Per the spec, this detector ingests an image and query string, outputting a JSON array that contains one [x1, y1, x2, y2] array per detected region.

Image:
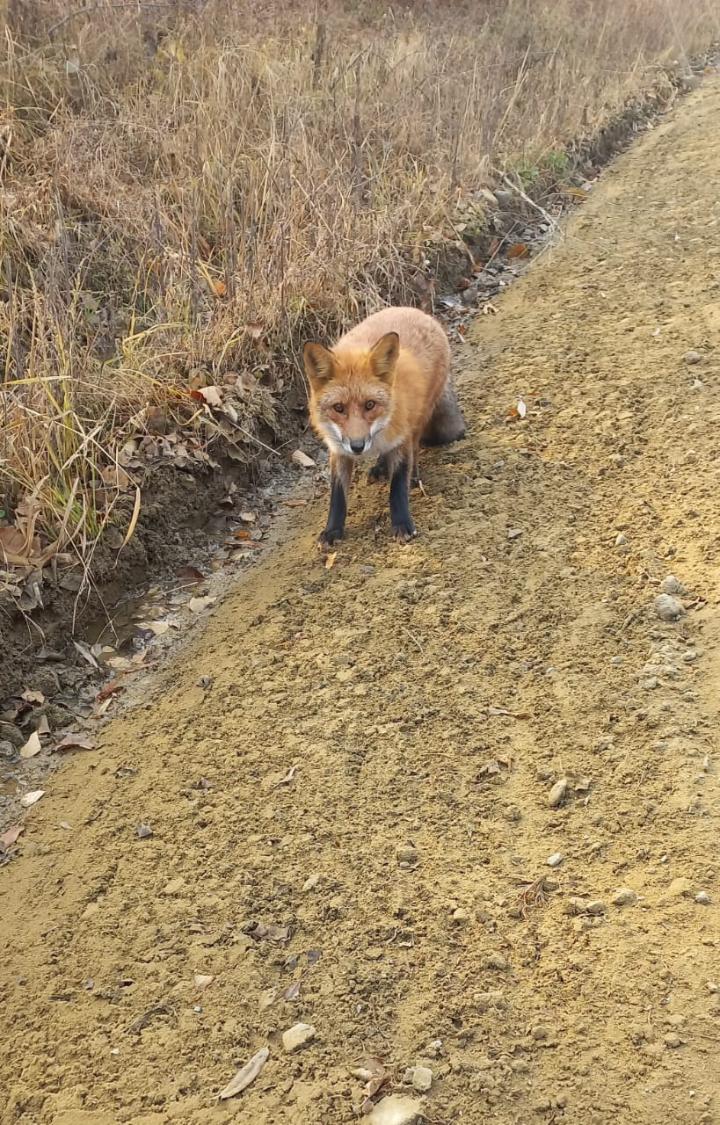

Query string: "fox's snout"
[[348, 438, 367, 455]]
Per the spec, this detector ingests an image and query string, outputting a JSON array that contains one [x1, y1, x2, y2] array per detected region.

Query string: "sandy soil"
[[2, 78, 720, 1125]]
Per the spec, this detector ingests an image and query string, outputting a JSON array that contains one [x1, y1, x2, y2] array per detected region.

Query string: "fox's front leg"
[[319, 453, 353, 548], [388, 447, 416, 543]]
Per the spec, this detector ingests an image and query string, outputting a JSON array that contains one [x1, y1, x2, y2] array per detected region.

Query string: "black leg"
[[319, 456, 351, 547], [389, 459, 416, 542], [368, 455, 389, 483]]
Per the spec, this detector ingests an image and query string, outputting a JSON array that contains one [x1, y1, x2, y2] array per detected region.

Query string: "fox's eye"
[[333, 403, 345, 414], [364, 399, 376, 411]]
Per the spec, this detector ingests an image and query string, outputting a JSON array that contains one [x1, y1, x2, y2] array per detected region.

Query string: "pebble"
[[660, 575, 686, 595], [695, 891, 712, 905], [546, 853, 564, 868], [641, 676, 659, 690], [408, 1065, 433, 1093], [136, 823, 153, 839], [610, 656, 624, 666], [396, 844, 418, 866], [281, 1022, 316, 1053], [367, 1095, 423, 1125], [452, 908, 470, 924], [424, 1039, 444, 1058], [507, 528, 523, 540], [484, 952, 508, 970], [682, 650, 697, 663], [664, 1033, 683, 1049], [586, 899, 607, 915], [683, 350, 702, 365], [612, 888, 638, 907], [654, 594, 685, 622], [163, 877, 185, 896], [615, 532, 628, 546], [547, 778, 568, 808]]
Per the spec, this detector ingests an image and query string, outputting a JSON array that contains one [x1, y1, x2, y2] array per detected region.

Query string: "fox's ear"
[[303, 342, 336, 389], [369, 332, 399, 381]]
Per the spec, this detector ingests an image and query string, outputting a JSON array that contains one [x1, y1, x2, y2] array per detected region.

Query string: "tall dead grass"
[[0, 0, 717, 566]]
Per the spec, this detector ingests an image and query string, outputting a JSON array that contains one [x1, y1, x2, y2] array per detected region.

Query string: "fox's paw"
[[392, 519, 417, 544], [318, 527, 344, 549]]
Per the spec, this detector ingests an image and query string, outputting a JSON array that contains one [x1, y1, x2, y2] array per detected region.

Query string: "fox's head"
[[304, 332, 399, 457]]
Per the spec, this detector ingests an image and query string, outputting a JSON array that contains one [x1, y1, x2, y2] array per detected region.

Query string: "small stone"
[[586, 899, 607, 915], [163, 877, 185, 896], [302, 873, 320, 892], [546, 853, 564, 868], [281, 1022, 316, 1053], [409, 1065, 433, 1092], [683, 350, 702, 365], [136, 823, 153, 839], [424, 1039, 443, 1058], [612, 888, 638, 907], [682, 650, 697, 663], [695, 891, 712, 905], [666, 876, 694, 899], [507, 528, 523, 540], [452, 907, 470, 924], [532, 1025, 550, 1041], [0, 740, 15, 760], [664, 1033, 683, 1049], [641, 677, 659, 691], [484, 952, 508, 970], [396, 844, 418, 866], [660, 575, 686, 595], [367, 1095, 423, 1125], [654, 594, 685, 622], [610, 655, 624, 666], [615, 532, 628, 546], [547, 778, 568, 808]]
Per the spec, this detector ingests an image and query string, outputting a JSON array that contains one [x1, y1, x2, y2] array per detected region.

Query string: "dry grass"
[[0, 0, 717, 568]]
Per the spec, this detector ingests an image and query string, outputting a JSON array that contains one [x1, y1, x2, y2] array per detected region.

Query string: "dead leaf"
[[20, 790, 44, 808], [20, 731, 42, 759], [0, 824, 24, 851], [324, 552, 337, 570], [37, 714, 51, 736], [239, 512, 256, 524], [136, 620, 170, 636], [193, 973, 214, 990], [54, 733, 97, 753], [283, 980, 301, 1001], [21, 689, 45, 705], [218, 1047, 270, 1100], [176, 565, 205, 584], [197, 386, 223, 408], [291, 450, 316, 469], [120, 488, 142, 550], [273, 765, 297, 789], [284, 499, 308, 508], [189, 595, 216, 614], [211, 279, 227, 298], [96, 680, 124, 703], [517, 398, 527, 418], [508, 242, 530, 259]]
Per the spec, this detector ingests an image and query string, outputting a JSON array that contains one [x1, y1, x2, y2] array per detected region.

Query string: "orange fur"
[[303, 307, 464, 545]]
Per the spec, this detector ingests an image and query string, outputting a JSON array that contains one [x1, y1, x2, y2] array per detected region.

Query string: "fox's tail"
[[421, 378, 466, 447]]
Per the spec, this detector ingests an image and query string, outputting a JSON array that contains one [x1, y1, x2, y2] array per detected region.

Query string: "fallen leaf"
[[283, 980, 301, 1001], [20, 731, 42, 759], [193, 974, 214, 990], [197, 385, 223, 408], [291, 450, 316, 469], [324, 552, 337, 571], [211, 279, 227, 298], [96, 680, 124, 703], [273, 765, 297, 789], [189, 595, 216, 614], [218, 1047, 270, 1100], [508, 242, 530, 259], [232, 528, 252, 540], [120, 487, 142, 550], [73, 640, 100, 669], [284, 499, 308, 508], [21, 790, 45, 808], [21, 689, 45, 705], [54, 733, 97, 753], [176, 565, 205, 584], [517, 397, 527, 418], [0, 824, 24, 850], [136, 620, 170, 636], [37, 714, 51, 736]]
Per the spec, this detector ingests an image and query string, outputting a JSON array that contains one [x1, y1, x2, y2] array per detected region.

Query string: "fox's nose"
[[349, 439, 366, 455]]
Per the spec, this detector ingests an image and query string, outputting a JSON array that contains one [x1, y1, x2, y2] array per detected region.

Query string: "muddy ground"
[[1, 76, 720, 1125]]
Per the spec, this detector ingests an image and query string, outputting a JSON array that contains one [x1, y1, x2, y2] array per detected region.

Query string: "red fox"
[[303, 306, 465, 546]]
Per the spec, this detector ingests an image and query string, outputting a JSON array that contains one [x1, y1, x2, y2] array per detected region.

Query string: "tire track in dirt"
[[2, 79, 720, 1125]]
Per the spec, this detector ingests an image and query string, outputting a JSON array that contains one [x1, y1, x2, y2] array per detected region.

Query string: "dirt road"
[[2, 78, 720, 1125]]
